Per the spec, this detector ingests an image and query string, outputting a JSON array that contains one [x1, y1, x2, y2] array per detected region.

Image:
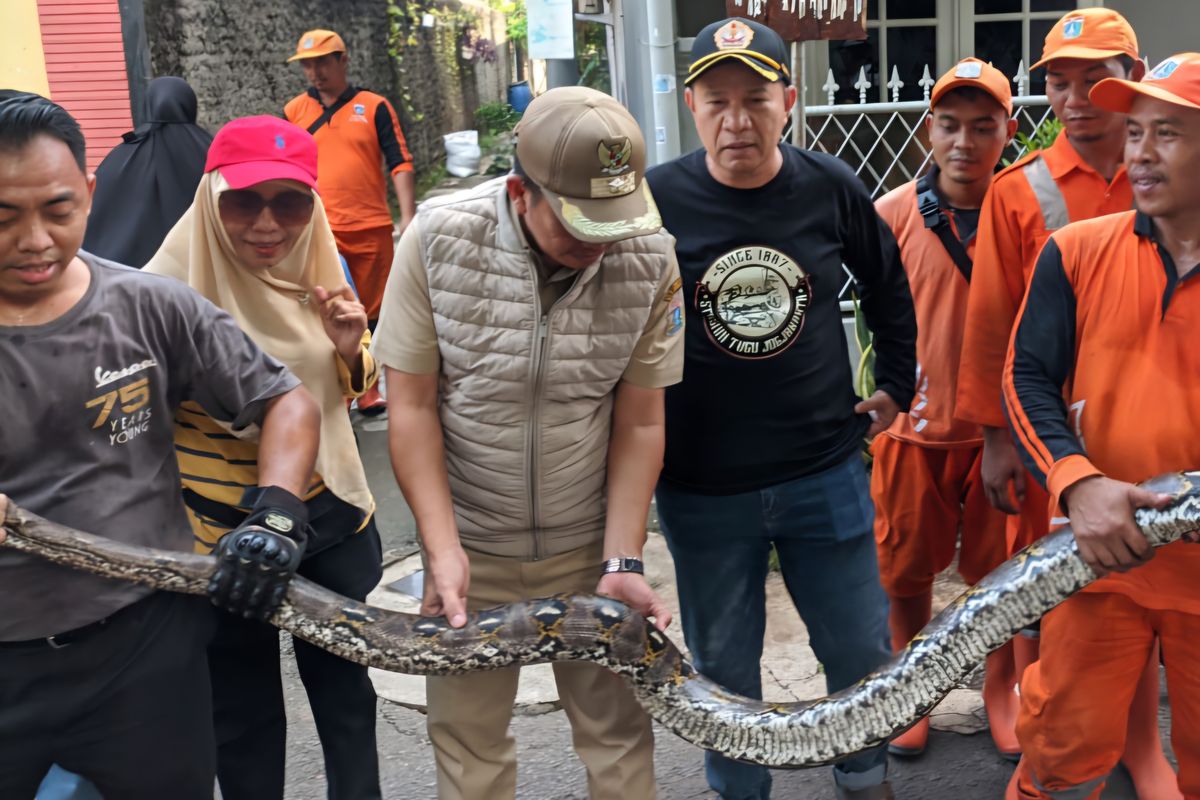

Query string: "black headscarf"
[[83, 77, 213, 268]]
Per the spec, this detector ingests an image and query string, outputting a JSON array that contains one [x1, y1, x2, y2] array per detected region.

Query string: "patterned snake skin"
[[4, 471, 1199, 768]]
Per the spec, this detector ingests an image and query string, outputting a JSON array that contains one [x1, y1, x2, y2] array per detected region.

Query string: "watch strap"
[[601, 556, 645, 575]]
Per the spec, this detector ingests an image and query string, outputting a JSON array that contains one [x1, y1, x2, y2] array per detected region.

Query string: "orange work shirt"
[[1003, 210, 1200, 614], [956, 130, 1131, 428], [875, 176, 980, 447], [284, 87, 414, 231]]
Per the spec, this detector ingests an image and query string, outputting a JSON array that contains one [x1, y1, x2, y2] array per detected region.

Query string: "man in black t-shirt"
[[645, 18, 916, 800], [0, 94, 321, 799]]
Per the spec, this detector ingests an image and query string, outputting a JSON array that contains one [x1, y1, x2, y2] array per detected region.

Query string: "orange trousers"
[[1007, 467, 1051, 556], [870, 435, 1008, 597], [1012, 591, 1200, 799], [333, 224, 395, 321]]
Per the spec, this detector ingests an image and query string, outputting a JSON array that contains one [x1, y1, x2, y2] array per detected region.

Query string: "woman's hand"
[[314, 285, 368, 366]]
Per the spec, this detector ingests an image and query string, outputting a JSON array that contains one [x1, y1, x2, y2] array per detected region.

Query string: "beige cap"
[[514, 86, 661, 244]]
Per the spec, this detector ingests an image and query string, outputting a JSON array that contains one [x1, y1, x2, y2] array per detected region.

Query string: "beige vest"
[[418, 179, 675, 560]]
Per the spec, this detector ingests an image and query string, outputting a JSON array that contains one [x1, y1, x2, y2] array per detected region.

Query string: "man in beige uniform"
[[371, 86, 683, 800]]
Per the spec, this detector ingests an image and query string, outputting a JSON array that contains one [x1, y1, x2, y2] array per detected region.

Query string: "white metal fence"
[[801, 62, 1056, 302]]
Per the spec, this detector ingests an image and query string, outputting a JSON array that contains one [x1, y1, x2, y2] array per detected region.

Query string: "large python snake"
[[4, 471, 1199, 768]]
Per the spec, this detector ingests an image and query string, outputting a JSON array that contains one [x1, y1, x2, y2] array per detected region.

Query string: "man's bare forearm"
[[603, 382, 666, 559], [392, 171, 417, 229], [257, 386, 320, 495], [384, 367, 460, 554]]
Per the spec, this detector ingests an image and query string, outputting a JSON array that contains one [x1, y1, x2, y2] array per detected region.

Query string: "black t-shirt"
[[646, 145, 916, 494]]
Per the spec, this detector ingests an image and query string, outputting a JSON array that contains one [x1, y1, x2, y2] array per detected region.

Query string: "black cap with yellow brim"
[[686, 18, 791, 86]]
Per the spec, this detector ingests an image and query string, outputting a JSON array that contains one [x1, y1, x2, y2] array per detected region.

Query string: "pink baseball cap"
[[204, 116, 318, 190]]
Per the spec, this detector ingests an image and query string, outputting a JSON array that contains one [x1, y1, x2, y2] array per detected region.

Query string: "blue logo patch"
[[354, 103, 366, 115], [666, 307, 683, 337], [1151, 59, 1180, 81], [274, 134, 286, 150], [1062, 17, 1084, 40]]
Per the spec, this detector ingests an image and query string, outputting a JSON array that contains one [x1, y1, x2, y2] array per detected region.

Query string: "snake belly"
[[3, 470, 1198, 768]]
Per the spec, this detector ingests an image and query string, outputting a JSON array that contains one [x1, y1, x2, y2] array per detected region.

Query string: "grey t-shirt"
[[0, 252, 299, 640]]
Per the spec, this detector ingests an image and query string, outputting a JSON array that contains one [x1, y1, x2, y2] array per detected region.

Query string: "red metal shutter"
[[38, 0, 133, 171]]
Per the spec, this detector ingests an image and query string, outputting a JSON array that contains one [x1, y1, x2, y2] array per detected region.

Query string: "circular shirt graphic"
[[696, 245, 810, 359]]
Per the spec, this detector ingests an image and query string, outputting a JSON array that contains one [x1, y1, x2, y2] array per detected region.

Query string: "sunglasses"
[[218, 189, 315, 227]]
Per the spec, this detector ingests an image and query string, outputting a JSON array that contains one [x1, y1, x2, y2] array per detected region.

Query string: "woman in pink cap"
[[146, 115, 383, 800]]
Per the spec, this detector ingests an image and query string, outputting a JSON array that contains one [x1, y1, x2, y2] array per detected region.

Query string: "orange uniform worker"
[[285, 28, 417, 413], [871, 58, 1019, 760], [954, 12, 1175, 795], [1002, 54, 1200, 800], [957, 8, 1141, 554]]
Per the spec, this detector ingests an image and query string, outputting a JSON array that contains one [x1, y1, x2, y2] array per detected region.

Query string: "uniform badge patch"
[[354, 103, 366, 114], [598, 138, 633, 175], [1062, 17, 1084, 40], [1151, 59, 1180, 80], [696, 246, 810, 359], [664, 277, 684, 337], [954, 61, 983, 79], [714, 20, 753, 51]]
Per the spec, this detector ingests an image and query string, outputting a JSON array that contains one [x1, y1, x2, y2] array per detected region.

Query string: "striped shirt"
[[177, 331, 378, 552]]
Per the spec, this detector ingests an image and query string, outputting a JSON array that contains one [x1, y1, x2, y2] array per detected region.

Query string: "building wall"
[[32, 0, 135, 171], [1102, 1, 1200, 65], [142, 0, 510, 176], [1, 0, 52, 97]]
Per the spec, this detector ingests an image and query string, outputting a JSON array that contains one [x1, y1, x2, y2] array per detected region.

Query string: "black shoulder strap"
[[306, 88, 358, 136], [916, 171, 973, 283]]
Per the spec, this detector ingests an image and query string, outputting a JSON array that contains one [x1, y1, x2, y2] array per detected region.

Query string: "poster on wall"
[[726, 0, 868, 42], [527, 0, 576, 60]]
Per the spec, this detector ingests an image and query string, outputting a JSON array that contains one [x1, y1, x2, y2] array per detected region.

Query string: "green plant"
[[475, 100, 520, 136], [851, 291, 876, 467], [489, 0, 526, 44], [1004, 116, 1064, 165], [852, 291, 875, 402]]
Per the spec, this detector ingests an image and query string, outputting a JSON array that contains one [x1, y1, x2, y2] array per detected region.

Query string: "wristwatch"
[[601, 556, 645, 575]]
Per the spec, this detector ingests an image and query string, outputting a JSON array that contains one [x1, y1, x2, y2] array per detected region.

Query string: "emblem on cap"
[[303, 36, 315, 49], [275, 134, 286, 149], [354, 103, 366, 114], [1150, 59, 1181, 81], [714, 20, 754, 51], [598, 138, 633, 175], [1062, 17, 1084, 40], [954, 61, 983, 79]]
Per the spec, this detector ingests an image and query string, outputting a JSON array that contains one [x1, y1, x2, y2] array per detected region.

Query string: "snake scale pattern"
[[4, 471, 1199, 768]]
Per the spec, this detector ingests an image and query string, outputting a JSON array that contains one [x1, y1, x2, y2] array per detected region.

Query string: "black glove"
[[208, 486, 308, 621]]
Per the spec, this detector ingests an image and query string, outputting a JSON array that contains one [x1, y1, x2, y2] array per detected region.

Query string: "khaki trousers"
[[425, 543, 656, 800]]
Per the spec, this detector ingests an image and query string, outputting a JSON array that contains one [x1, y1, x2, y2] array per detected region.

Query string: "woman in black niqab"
[[82, 76, 213, 267]]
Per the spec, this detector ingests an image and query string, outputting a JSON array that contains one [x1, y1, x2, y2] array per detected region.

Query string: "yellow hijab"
[[146, 171, 374, 519]]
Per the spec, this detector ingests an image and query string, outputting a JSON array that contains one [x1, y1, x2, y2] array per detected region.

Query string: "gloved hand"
[[208, 486, 308, 621]]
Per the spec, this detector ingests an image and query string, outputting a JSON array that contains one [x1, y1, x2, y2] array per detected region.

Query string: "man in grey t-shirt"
[[0, 94, 322, 799]]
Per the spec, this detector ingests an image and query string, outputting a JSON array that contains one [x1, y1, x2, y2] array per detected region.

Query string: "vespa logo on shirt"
[[696, 246, 810, 359]]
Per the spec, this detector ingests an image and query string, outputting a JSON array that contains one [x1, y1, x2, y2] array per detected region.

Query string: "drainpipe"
[[644, 0, 680, 165]]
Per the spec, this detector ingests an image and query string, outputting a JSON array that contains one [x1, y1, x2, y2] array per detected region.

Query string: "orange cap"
[[1091, 53, 1200, 114], [1031, 9, 1138, 70], [287, 29, 346, 62], [930, 58, 1013, 116]]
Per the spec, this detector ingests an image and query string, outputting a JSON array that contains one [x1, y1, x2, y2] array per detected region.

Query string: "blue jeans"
[[36, 767, 102, 800], [656, 454, 891, 800]]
